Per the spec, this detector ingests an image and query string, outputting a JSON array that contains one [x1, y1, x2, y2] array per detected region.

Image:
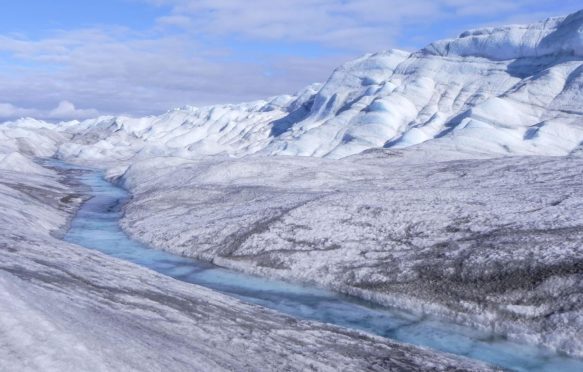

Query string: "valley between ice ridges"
[[60, 159, 583, 371], [1, 8, 583, 370], [116, 153, 583, 359], [4, 160, 498, 371]]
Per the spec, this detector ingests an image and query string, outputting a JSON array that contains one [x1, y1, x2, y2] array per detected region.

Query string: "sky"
[[0, 0, 581, 121]]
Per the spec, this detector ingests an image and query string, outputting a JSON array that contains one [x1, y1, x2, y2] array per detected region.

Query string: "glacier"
[[27, 9, 580, 163], [2, 8, 583, 371], [2, 162, 498, 371]]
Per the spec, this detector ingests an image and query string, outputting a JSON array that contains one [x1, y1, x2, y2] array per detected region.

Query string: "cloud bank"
[[0, 100, 98, 121]]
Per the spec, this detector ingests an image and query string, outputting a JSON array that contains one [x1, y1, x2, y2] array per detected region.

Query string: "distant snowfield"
[[1, 8, 583, 370]]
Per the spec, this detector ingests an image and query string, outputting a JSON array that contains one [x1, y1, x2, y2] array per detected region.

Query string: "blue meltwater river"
[[53, 160, 583, 371]]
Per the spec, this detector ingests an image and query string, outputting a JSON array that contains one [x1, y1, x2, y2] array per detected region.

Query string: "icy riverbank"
[[117, 152, 583, 358], [0, 161, 499, 371], [58, 157, 583, 371]]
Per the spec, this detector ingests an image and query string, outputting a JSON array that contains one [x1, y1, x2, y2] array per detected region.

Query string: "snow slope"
[[119, 153, 583, 358], [54, 85, 321, 165], [0, 152, 51, 175], [10, 10, 570, 164], [0, 161, 497, 372], [0, 119, 67, 160]]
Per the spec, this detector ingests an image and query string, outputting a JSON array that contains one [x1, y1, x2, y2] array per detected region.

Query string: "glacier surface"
[[2, 8, 583, 370], [1, 162, 499, 371], [117, 152, 583, 357]]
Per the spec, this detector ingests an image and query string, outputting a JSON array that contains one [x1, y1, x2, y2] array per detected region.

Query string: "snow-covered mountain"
[[2, 10, 583, 164]]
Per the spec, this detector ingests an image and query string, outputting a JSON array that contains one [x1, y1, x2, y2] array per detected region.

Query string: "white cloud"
[[0, 100, 98, 121], [0, 103, 37, 119], [0, 27, 350, 118], [48, 101, 99, 120], [152, 0, 580, 50]]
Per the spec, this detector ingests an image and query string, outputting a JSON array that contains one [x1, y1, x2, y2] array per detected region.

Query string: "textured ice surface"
[[424, 11, 583, 59], [118, 152, 583, 359], [0, 162, 499, 371], [64, 161, 583, 371]]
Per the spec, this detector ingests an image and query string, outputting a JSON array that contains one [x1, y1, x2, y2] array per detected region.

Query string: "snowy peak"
[[3, 10, 583, 164], [423, 10, 583, 60], [309, 50, 411, 119]]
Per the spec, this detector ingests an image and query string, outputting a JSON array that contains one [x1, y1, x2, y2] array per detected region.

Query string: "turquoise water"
[[56, 160, 583, 371]]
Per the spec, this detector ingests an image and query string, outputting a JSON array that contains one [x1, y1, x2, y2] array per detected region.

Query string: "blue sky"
[[0, 0, 581, 120], [0, 1, 163, 35]]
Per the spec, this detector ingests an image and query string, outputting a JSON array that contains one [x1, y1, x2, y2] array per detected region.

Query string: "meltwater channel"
[[55, 160, 583, 372]]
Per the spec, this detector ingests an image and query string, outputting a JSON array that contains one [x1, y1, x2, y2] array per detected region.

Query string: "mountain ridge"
[[2, 10, 583, 164]]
